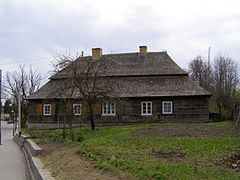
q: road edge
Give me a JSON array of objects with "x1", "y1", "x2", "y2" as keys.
[{"x1": 13, "y1": 135, "x2": 55, "y2": 180}]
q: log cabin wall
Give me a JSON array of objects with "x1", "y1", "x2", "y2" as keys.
[{"x1": 28, "y1": 96, "x2": 210, "y2": 130}]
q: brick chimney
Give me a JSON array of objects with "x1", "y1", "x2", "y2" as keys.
[
  {"x1": 139, "y1": 46, "x2": 147, "y2": 53},
  {"x1": 92, "y1": 48, "x2": 102, "y2": 60}
]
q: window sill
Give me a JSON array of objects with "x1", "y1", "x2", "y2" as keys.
[{"x1": 102, "y1": 114, "x2": 116, "y2": 116}]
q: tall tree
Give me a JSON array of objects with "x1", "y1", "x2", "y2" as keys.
[
  {"x1": 3, "y1": 65, "x2": 41, "y2": 127},
  {"x1": 51, "y1": 51, "x2": 79, "y2": 138},
  {"x1": 188, "y1": 54, "x2": 239, "y2": 120},
  {"x1": 52, "y1": 51, "x2": 117, "y2": 130},
  {"x1": 232, "y1": 91, "x2": 240, "y2": 127},
  {"x1": 213, "y1": 54, "x2": 239, "y2": 118},
  {"x1": 188, "y1": 55, "x2": 213, "y2": 92},
  {"x1": 4, "y1": 99, "x2": 12, "y2": 114}
]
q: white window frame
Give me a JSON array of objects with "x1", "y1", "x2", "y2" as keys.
[
  {"x1": 43, "y1": 104, "x2": 51, "y2": 116},
  {"x1": 102, "y1": 102, "x2": 116, "y2": 116},
  {"x1": 162, "y1": 101, "x2": 173, "y2": 114},
  {"x1": 73, "y1": 104, "x2": 81, "y2": 115},
  {"x1": 141, "y1": 101, "x2": 152, "y2": 115}
]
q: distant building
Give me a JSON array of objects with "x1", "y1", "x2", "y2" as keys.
[{"x1": 26, "y1": 46, "x2": 211, "y2": 130}]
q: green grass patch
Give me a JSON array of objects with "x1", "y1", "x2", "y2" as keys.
[
  {"x1": 207, "y1": 121, "x2": 232, "y2": 128},
  {"x1": 21, "y1": 127, "x2": 29, "y2": 134},
  {"x1": 31, "y1": 124, "x2": 240, "y2": 179}
]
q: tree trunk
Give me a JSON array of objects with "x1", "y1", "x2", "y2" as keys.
[
  {"x1": 21, "y1": 104, "x2": 28, "y2": 128},
  {"x1": 88, "y1": 98, "x2": 95, "y2": 130},
  {"x1": 62, "y1": 101, "x2": 66, "y2": 139},
  {"x1": 217, "y1": 101, "x2": 223, "y2": 121},
  {"x1": 235, "y1": 106, "x2": 240, "y2": 127}
]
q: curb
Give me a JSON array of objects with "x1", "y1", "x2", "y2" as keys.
[{"x1": 13, "y1": 135, "x2": 55, "y2": 180}]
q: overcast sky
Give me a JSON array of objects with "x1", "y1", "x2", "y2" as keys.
[{"x1": 0, "y1": 0, "x2": 240, "y2": 81}]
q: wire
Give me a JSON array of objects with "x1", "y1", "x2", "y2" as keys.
[{"x1": 0, "y1": 57, "x2": 52, "y2": 66}]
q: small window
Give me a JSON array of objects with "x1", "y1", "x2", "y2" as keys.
[
  {"x1": 102, "y1": 102, "x2": 116, "y2": 116},
  {"x1": 43, "y1": 104, "x2": 51, "y2": 116},
  {"x1": 162, "y1": 101, "x2": 173, "y2": 114},
  {"x1": 141, "y1": 102, "x2": 152, "y2": 115},
  {"x1": 73, "y1": 104, "x2": 81, "y2": 115}
]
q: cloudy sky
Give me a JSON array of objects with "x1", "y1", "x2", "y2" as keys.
[{"x1": 0, "y1": 0, "x2": 240, "y2": 81}]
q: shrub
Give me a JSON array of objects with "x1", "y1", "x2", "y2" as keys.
[{"x1": 69, "y1": 130, "x2": 84, "y2": 142}]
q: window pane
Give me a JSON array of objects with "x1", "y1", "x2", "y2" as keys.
[
  {"x1": 44, "y1": 105, "x2": 51, "y2": 115},
  {"x1": 163, "y1": 102, "x2": 172, "y2": 114},
  {"x1": 107, "y1": 104, "x2": 111, "y2": 114},
  {"x1": 111, "y1": 103, "x2": 115, "y2": 114},
  {"x1": 104, "y1": 103, "x2": 107, "y2": 114},
  {"x1": 142, "y1": 102, "x2": 146, "y2": 114},
  {"x1": 147, "y1": 106, "x2": 151, "y2": 113},
  {"x1": 143, "y1": 103, "x2": 146, "y2": 108},
  {"x1": 142, "y1": 102, "x2": 151, "y2": 115},
  {"x1": 102, "y1": 102, "x2": 116, "y2": 116},
  {"x1": 73, "y1": 104, "x2": 81, "y2": 115}
]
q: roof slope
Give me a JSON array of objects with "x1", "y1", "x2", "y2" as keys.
[
  {"x1": 50, "y1": 52, "x2": 187, "y2": 79},
  {"x1": 26, "y1": 76, "x2": 211, "y2": 100},
  {"x1": 27, "y1": 51, "x2": 211, "y2": 100}
]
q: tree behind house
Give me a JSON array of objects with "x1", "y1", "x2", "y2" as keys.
[
  {"x1": 188, "y1": 55, "x2": 213, "y2": 92},
  {"x1": 213, "y1": 54, "x2": 239, "y2": 119},
  {"x1": 188, "y1": 54, "x2": 239, "y2": 120}
]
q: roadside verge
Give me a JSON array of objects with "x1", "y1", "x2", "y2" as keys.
[{"x1": 13, "y1": 134, "x2": 55, "y2": 180}]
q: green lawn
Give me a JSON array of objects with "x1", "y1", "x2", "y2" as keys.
[{"x1": 31, "y1": 122, "x2": 240, "y2": 180}]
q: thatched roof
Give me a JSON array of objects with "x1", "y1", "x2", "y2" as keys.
[
  {"x1": 27, "y1": 51, "x2": 211, "y2": 100},
  {"x1": 26, "y1": 76, "x2": 211, "y2": 100},
  {"x1": 50, "y1": 52, "x2": 187, "y2": 79}
]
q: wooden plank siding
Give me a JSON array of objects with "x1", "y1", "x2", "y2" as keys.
[
  {"x1": 36, "y1": 103, "x2": 43, "y2": 116},
  {"x1": 28, "y1": 96, "x2": 210, "y2": 128}
]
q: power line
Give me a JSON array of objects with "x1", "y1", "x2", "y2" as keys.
[{"x1": 0, "y1": 57, "x2": 52, "y2": 66}]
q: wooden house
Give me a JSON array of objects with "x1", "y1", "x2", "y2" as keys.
[{"x1": 26, "y1": 46, "x2": 211, "y2": 130}]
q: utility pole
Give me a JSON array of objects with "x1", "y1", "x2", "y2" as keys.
[
  {"x1": 18, "y1": 85, "x2": 21, "y2": 137},
  {"x1": 0, "y1": 69, "x2": 2, "y2": 145},
  {"x1": 207, "y1": 46, "x2": 211, "y2": 68}
]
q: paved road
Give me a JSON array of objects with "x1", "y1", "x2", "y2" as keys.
[{"x1": 0, "y1": 121, "x2": 27, "y2": 180}]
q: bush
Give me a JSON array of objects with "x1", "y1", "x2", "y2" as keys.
[
  {"x1": 69, "y1": 130, "x2": 84, "y2": 142},
  {"x1": 30, "y1": 128, "x2": 85, "y2": 143},
  {"x1": 222, "y1": 110, "x2": 233, "y2": 121}
]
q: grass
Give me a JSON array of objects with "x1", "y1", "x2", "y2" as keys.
[
  {"x1": 207, "y1": 121, "x2": 232, "y2": 128},
  {"x1": 30, "y1": 122, "x2": 240, "y2": 180}
]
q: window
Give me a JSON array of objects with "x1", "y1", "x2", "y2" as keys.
[
  {"x1": 141, "y1": 102, "x2": 152, "y2": 115},
  {"x1": 102, "y1": 102, "x2": 116, "y2": 116},
  {"x1": 73, "y1": 104, "x2": 81, "y2": 115},
  {"x1": 162, "y1": 101, "x2": 173, "y2": 114},
  {"x1": 43, "y1": 104, "x2": 51, "y2": 116}
]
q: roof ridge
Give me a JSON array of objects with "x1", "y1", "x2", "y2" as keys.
[{"x1": 80, "y1": 51, "x2": 167, "y2": 58}]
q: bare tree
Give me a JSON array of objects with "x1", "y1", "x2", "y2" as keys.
[
  {"x1": 232, "y1": 91, "x2": 240, "y2": 127},
  {"x1": 51, "y1": 51, "x2": 79, "y2": 138},
  {"x1": 188, "y1": 54, "x2": 239, "y2": 120},
  {"x1": 3, "y1": 65, "x2": 41, "y2": 127},
  {"x1": 212, "y1": 54, "x2": 239, "y2": 119},
  {"x1": 74, "y1": 58, "x2": 116, "y2": 130},
  {"x1": 52, "y1": 51, "x2": 117, "y2": 130},
  {"x1": 188, "y1": 55, "x2": 213, "y2": 92}
]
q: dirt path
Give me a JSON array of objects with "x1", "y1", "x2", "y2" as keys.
[{"x1": 37, "y1": 139, "x2": 136, "y2": 180}]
